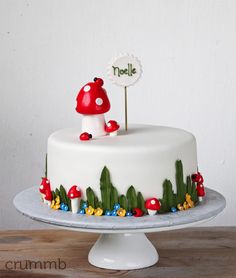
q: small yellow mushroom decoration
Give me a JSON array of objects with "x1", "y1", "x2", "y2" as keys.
[
  {"x1": 85, "y1": 206, "x2": 94, "y2": 215},
  {"x1": 117, "y1": 208, "x2": 126, "y2": 217},
  {"x1": 94, "y1": 207, "x2": 103, "y2": 216}
]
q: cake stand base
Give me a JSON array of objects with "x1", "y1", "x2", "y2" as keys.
[
  {"x1": 88, "y1": 233, "x2": 158, "y2": 270},
  {"x1": 14, "y1": 187, "x2": 226, "y2": 270}
]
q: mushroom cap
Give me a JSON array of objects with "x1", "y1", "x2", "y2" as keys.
[
  {"x1": 67, "y1": 185, "x2": 81, "y2": 199},
  {"x1": 105, "y1": 120, "x2": 120, "y2": 133},
  {"x1": 44, "y1": 189, "x2": 52, "y2": 201},
  {"x1": 39, "y1": 177, "x2": 50, "y2": 193},
  {"x1": 76, "y1": 78, "x2": 110, "y2": 115},
  {"x1": 145, "y1": 198, "x2": 161, "y2": 211},
  {"x1": 191, "y1": 172, "x2": 204, "y2": 184}
]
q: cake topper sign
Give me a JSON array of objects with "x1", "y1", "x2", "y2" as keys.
[{"x1": 108, "y1": 54, "x2": 142, "y2": 130}]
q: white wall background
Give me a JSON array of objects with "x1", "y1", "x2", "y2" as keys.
[{"x1": 0, "y1": 0, "x2": 235, "y2": 229}]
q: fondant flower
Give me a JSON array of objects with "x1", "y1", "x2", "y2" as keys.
[
  {"x1": 50, "y1": 200, "x2": 60, "y2": 210},
  {"x1": 55, "y1": 195, "x2": 60, "y2": 205},
  {"x1": 113, "y1": 203, "x2": 121, "y2": 210},
  {"x1": 50, "y1": 200, "x2": 55, "y2": 209},
  {"x1": 79, "y1": 209, "x2": 85, "y2": 214},
  {"x1": 105, "y1": 210, "x2": 112, "y2": 216},
  {"x1": 117, "y1": 208, "x2": 126, "y2": 217},
  {"x1": 85, "y1": 206, "x2": 94, "y2": 215},
  {"x1": 177, "y1": 204, "x2": 184, "y2": 211},
  {"x1": 94, "y1": 207, "x2": 103, "y2": 216},
  {"x1": 171, "y1": 207, "x2": 177, "y2": 213},
  {"x1": 111, "y1": 210, "x2": 117, "y2": 216}
]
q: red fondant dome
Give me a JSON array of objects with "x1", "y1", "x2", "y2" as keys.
[{"x1": 76, "y1": 78, "x2": 111, "y2": 115}]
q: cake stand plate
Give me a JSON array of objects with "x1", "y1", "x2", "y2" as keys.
[{"x1": 14, "y1": 187, "x2": 225, "y2": 270}]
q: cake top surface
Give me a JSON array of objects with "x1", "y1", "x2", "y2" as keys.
[{"x1": 48, "y1": 124, "x2": 195, "y2": 152}]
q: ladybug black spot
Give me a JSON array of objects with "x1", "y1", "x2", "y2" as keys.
[{"x1": 93, "y1": 77, "x2": 98, "y2": 82}]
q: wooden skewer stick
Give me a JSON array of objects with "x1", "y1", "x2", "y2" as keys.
[{"x1": 124, "y1": 86, "x2": 128, "y2": 131}]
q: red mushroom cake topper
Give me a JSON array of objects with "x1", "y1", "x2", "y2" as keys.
[
  {"x1": 76, "y1": 78, "x2": 110, "y2": 115},
  {"x1": 76, "y1": 77, "x2": 119, "y2": 140},
  {"x1": 191, "y1": 172, "x2": 205, "y2": 201}
]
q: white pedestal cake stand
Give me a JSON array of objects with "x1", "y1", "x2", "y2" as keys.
[{"x1": 14, "y1": 187, "x2": 225, "y2": 270}]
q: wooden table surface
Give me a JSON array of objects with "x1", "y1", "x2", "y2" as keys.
[{"x1": 0, "y1": 227, "x2": 235, "y2": 278}]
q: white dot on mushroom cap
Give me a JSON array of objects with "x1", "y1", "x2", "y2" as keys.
[
  {"x1": 107, "y1": 122, "x2": 111, "y2": 127},
  {"x1": 71, "y1": 193, "x2": 74, "y2": 197},
  {"x1": 95, "y1": 98, "x2": 103, "y2": 105},
  {"x1": 84, "y1": 85, "x2": 91, "y2": 92},
  {"x1": 40, "y1": 185, "x2": 43, "y2": 189},
  {"x1": 151, "y1": 200, "x2": 156, "y2": 205},
  {"x1": 76, "y1": 186, "x2": 80, "y2": 192}
]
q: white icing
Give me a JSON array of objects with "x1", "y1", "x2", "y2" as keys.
[
  {"x1": 47, "y1": 124, "x2": 197, "y2": 199},
  {"x1": 151, "y1": 200, "x2": 155, "y2": 205},
  {"x1": 83, "y1": 85, "x2": 90, "y2": 92}
]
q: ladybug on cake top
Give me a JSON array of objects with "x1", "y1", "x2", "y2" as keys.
[{"x1": 76, "y1": 77, "x2": 120, "y2": 140}]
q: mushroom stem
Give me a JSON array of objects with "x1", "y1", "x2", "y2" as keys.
[
  {"x1": 71, "y1": 198, "x2": 80, "y2": 213},
  {"x1": 82, "y1": 114, "x2": 106, "y2": 138},
  {"x1": 147, "y1": 209, "x2": 157, "y2": 216},
  {"x1": 198, "y1": 196, "x2": 203, "y2": 202},
  {"x1": 109, "y1": 130, "x2": 118, "y2": 137}
]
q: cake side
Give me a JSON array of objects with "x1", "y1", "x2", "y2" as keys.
[{"x1": 47, "y1": 124, "x2": 198, "y2": 201}]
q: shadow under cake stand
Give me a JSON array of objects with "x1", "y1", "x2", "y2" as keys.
[{"x1": 14, "y1": 187, "x2": 225, "y2": 270}]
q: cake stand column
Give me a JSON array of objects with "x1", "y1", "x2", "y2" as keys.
[{"x1": 88, "y1": 232, "x2": 158, "y2": 270}]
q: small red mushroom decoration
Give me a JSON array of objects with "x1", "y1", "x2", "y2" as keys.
[
  {"x1": 105, "y1": 120, "x2": 120, "y2": 136},
  {"x1": 192, "y1": 172, "x2": 205, "y2": 202},
  {"x1": 44, "y1": 188, "x2": 53, "y2": 206},
  {"x1": 145, "y1": 198, "x2": 161, "y2": 216},
  {"x1": 39, "y1": 177, "x2": 51, "y2": 203},
  {"x1": 67, "y1": 185, "x2": 81, "y2": 213}
]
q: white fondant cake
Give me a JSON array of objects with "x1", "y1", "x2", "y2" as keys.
[{"x1": 47, "y1": 124, "x2": 197, "y2": 200}]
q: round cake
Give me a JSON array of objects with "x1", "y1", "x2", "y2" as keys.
[
  {"x1": 39, "y1": 74, "x2": 205, "y2": 217},
  {"x1": 47, "y1": 124, "x2": 197, "y2": 200}
]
